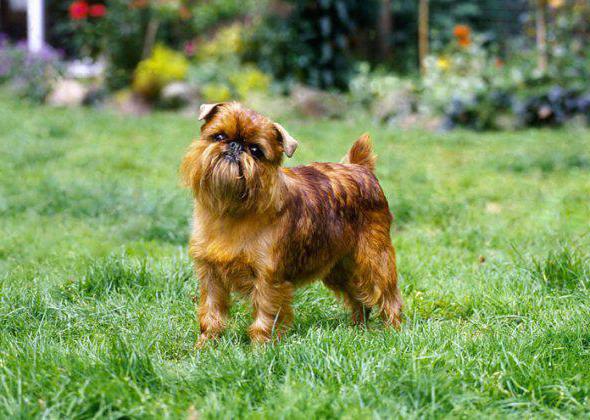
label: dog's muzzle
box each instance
[224,141,243,162]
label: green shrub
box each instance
[0,41,64,103]
[243,0,376,90]
[188,25,271,102]
[132,45,189,99]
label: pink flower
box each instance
[184,41,196,56]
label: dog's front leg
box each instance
[195,263,230,347]
[249,278,294,343]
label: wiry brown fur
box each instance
[181,102,402,345]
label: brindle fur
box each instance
[181,102,402,345]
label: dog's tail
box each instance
[341,133,376,172]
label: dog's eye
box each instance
[248,144,264,159]
[213,133,226,142]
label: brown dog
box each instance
[181,102,402,345]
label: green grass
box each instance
[1,93,590,418]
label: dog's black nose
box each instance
[228,141,243,155]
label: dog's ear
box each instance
[198,103,224,121]
[274,123,298,158]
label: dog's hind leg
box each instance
[349,233,402,329]
[323,260,372,326]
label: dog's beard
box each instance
[196,144,267,215]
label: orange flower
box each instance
[453,24,471,40]
[458,37,471,47]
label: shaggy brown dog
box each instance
[181,102,402,345]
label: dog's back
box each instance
[279,135,393,284]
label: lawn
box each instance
[1,93,589,418]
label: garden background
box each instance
[1,0,589,418]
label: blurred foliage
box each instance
[241,0,530,87]
[229,66,271,99]
[18,0,590,128]
[348,63,414,108]
[101,1,152,90]
[48,0,262,90]
[421,35,510,116]
[420,0,590,130]
[132,45,189,98]
[187,22,271,103]
[188,57,271,103]
[348,62,417,123]
[0,41,64,103]
[381,0,529,72]
[195,23,243,62]
[201,82,232,102]
[244,0,377,90]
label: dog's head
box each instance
[181,102,298,215]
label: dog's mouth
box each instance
[221,152,244,177]
[222,152,241,165]
[202,153,248,199]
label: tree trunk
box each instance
[535,0,548,73]
[378,0,393,61]
[418,0,429,75]
[142,18,160,59]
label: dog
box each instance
[181,102,402,345]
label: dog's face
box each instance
[181,102,298,215]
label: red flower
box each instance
[89,4,107,17]
[69,1,89,20]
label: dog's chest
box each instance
[190,214,276,276]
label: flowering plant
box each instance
[0,39,64,102]
[65,1,108,58]
[421,29,510,115]
[452,25,471,48]
[132,45,189,98]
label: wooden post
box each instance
[418,0,429,75]
[535,0,548,72]
[27,0,45,53]
[378,0,393,60]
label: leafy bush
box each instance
[62,1,109,58]
[0,40,64,103]
[348,62,417,122]
[132,45,189,99]
[229,65,271,99]
[201,82,232,102]
[187,24,271,102]
[195,23,243,62]
[47,0,263,91]
[421,30,509,114]
[349,63,414,107]
[244,0,376,90]
[515,87,589,127]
